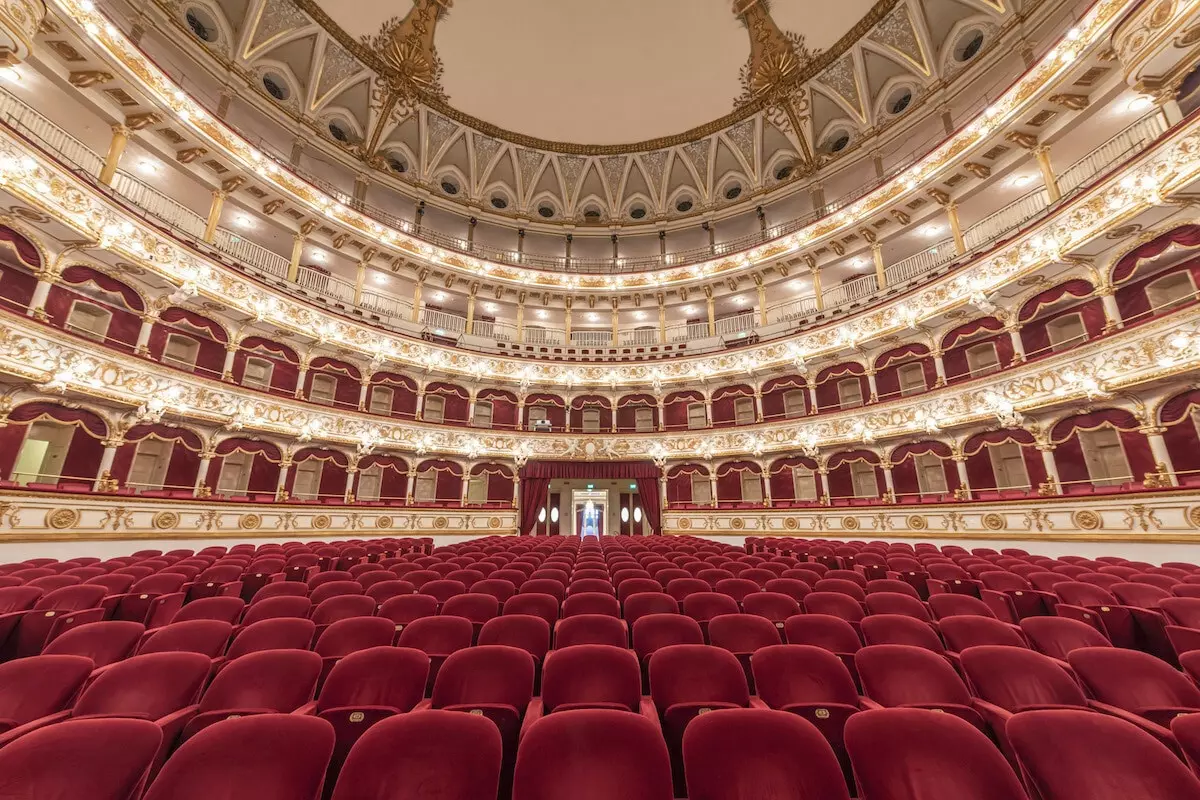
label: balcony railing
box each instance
[0,85,1171,356]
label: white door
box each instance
[1080,427,1131,487]
[162,334,200,370]
[12,422,74,485]
[66,302,112,342]
[691,474,712,504]
[241,357,274,390]
[309,375,336,406]
[423,395,445,423]
[217,452,253,494]
[783,390,806,418]
[369,386,394,415]
[966,342,1001,376]
[734,397,756,424]
[740,472,763,502]
[988,442,1030,490]
[687,403,707,429]
[292,461,322,499]
[850,462,878,497]
[914,453,948,494]
[128,438,174,490]
[357,465,383,501]
[467,474,487,504]
[414,471,437,502]
[581,408,601,433]
[635,407,654,432]
[838,379,864,409]
[1046,314,1086,352]
[473,401,493,428]
[792,467,818,500]
[898,363,927,395]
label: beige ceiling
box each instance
[311,0,885,144]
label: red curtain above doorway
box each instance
[518,460,661,536]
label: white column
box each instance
[358,381,370,411]
[932,350,947,387]
[1099,289,1124,331]
[1141,426,1178,486]
[866,370,878,403]
[708,472,718,507]
[460,473,471,507]
[135,316,154,355]
[276,460,291,498]
[295,366,309,399]
[656,398,665,431]
[345,468,357,501]
[405,471,416,505]
[415,390,426,419]
[221,345,237,381]
[881,462,895,500]
[93,441,120,491]
[1008,326,1026,363]
[27,275,52,319]
[194,453,213,496]
[954,456,971,499]
[704,397,713,427]
[818,468,831,500]
[753,391,764,422]
[517,398,526,430]
[659,468,668,511]
[467,390,478,425]
[761,471,772,507]
[807,384,819,415]
[1038,446,1062,494]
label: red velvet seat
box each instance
[181,649,322,741]
[143,715,335,800]
[137,619,233,658]
[224,618,315,661]
[478,615,552,666]
[1067,646,1200,753]
[860,615,945,654]
[1011,709,1200,800]
[1020,616,1111,660]
[0,654,94,735]
[171,596,244,625]
[752,644,865,786]
[241,595,311,624]
[682,708,851,800]
[554,614,628,648]
[330,710,502,800]
[803,592,865,626]
[318,647,430,790]
[0,717,163,800]
[503,593,561,626]
[855,644,985,732]
[514,710,673,800]
[845,708,1028,800]
[42,619,143,666]
[928,593,995,619]
[396,616,474,690]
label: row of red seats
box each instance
[5,640,1200,799]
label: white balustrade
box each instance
[570,330,613,347]
[885,239,957,286]
[963,188,1050,252]
[1058,112,1168,195]
[824,275,878,308]
[421,308,467,333]
[716,312,757,335]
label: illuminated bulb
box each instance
[1128,96,1153,113]
[1009,174,1034,187]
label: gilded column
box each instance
[99,124,130,186]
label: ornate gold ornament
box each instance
[907,515,928,530]
[982,513,1006,531]
[488,516,500,528]
[678,518,692,530]
[1188,506,1200,528]
[731,518,746,530]
[376,515,393,529]
[45,508,79,529]
[239,513,262,530]
[152,511,180,530]
[433,517,448,529]
[784,517,799,530]
[1072,510,1103,530]
[311,514,331,530]
[842,516,860,530]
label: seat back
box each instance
[42,620,143,666]
[542,645,642,713]
[329,711,502,800]
[928,594,995,619]
[940,616,1025,651]
[241,596,312,625]
[845,708,1029,800]
[75,652,211,720]
[683,708,851,800]
[554,614,628,648]
[0,717,162,800]
[855,645,972,707]
[431,645,535,712]
[172,596,245,624]
[632,614,704,661]
[143,715,335,800]
[513,710,674,800]
[198,649,322,714]
[783,615,862,654]
[502,593,560,626]
[1011,709,1200,800]
[864,592,932,622]
[707,614,781,654]
[0,654,94,725]
[1068,647,1200,712]
[311,595,376,626]
[476,615,552,662]
[226,618,315,659]
[860,615,945,652]
[648,645,750,711]
[317,647,429,714]
[751,645,860,709]
[803,592,865,623]
[139,619,234,657]
[960,646,1087,711]
[1020,616,1111,660]
[314,617,396,659]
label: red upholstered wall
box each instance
[306,357,362,409]
[815,363,868,411]
[523,393,567,430]
[760,375,811,421]
[962,430,1047,493]
[231,337,300,396]
[45,283,141,353]
[874,345,937,401]
[1115,257,1200,325]
[368,373,419,419]
[711,385,754,427]
[569,395,613,431]
[615,394,658,432]
[149,309,227,379]
[663,391,705,430]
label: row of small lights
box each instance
[57,0,1108,295]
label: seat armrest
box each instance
[291,701,318,716]
[519,698,545,741]
[859,697,885,711]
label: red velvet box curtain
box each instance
[518,460,662,536]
